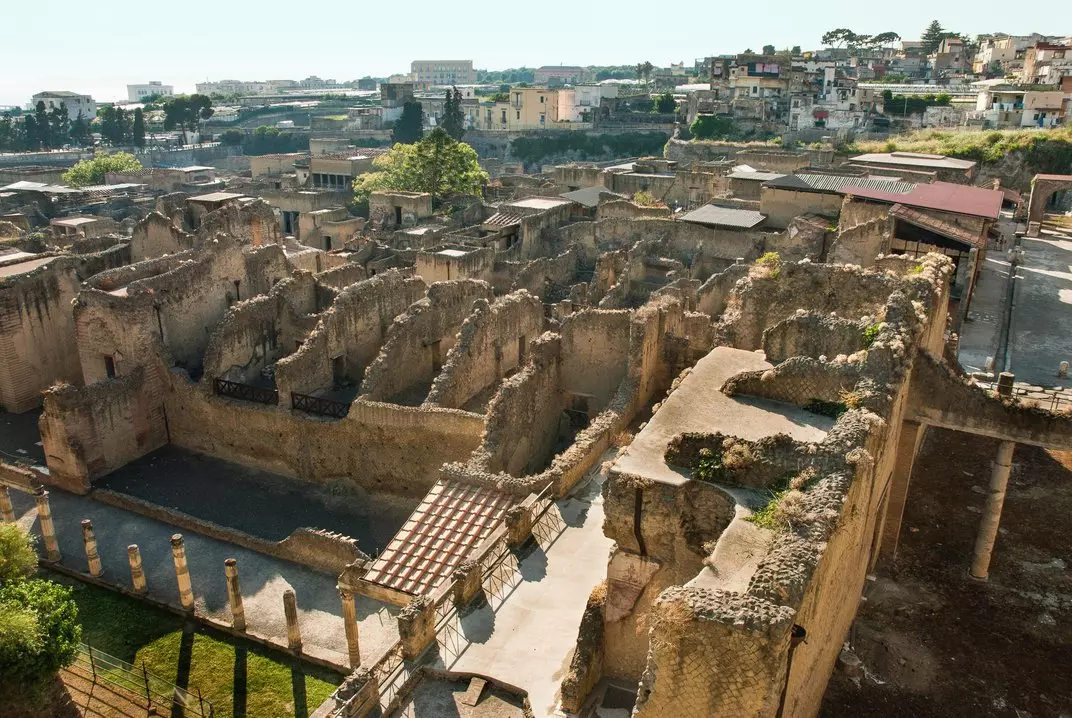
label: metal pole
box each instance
[89,644,96,682]
[143,660,152,710]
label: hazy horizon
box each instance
[1,0,1069,106]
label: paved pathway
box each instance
[1007,228,1072,388]
[957,252,1013,375]
[434,470,614,717]
[9,489,399,667]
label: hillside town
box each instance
[2,15,1072,718]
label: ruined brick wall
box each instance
[314,262,368,290]
[760,187,844,229]
[481,334,566,477]
[131,212,197,262]
[519,203,576,259]
[553,165,608,189]
[696,263,749,319]
[424,291,545,411]
[829,216,890,267]
[275,271,427,398]
[201,273,319,385]
[1,260,89,412]
[166,377,484,497]
[197,200,283,248]
[360,280,493,404]
[762,312,868,364]
[511,244,582,300]
[596,200,672,220]
[39,364,168,492]
[558,309,631,411]
[414,246,495,284]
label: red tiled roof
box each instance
[362,479,515,597]
[845,181,1003,220]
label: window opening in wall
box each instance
[104,355,116,379]
[517,335,527,365]
[395,205,403,226]
[332,355,345,386]
[324,236,332,251]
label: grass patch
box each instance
[845,126,1072,171]
[755,251,782,279]
[50,572,341,718]
[862,322,884,347]
[746,487,790,530]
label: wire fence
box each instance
[71,642,214,717]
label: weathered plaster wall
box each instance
[558,309,632,410]
[131,211,196,262]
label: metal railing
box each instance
[70,642,214,717]
[292,392,351,418]
[978,381,1072,413]
[213,378,278,405]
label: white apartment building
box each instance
[127,81,174,102]
[30,91,96,121]
[410,61,475,86]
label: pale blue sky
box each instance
[2,0,1068,105]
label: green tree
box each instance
[163,94,214,144]
[655,92,677,114]
[0,112,28,152]
[98,107,128,146]
[921,20,946,54]
[23,114,40,150]
[391,101,424,144]
[62,152,143,187]
[870,31,901,49]
[762,44,775,55]
[48,104,71,148]
[690,115,740,140]
[69,111,91,147]
[821,28,856,49]
[635,61,654,84]
[0,525,37,583]
[220,129,244,146]
[442,86,466,140]
[34,102,51,149]
[354,128,487,203]
[132,108,145,147]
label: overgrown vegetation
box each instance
[755,251,782,279]
[848,127,1072,173]
[353,128,488,204]
[745,467,820,531]
[880,90,952,117]
[632,190,664,207]
[224,125,310,155]
[863,322,885,347]
[510,131,669,168]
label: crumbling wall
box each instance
[360,280,493,404]
[762,312,868,364]
[415,246,495,284]
[696,263,749,319]
[597,200,672,220]
[197,199,283,247]
[166,377,484,497]
[314,261,368,290]
[38,365,168,492]
[829,216,890,267]
[275,271,427,398]
[511,245,582,300]
[424,291,544,411]
[131,211,196,261]
[201,273,319,385]
[481,333,566,477]
[559,309,631,411]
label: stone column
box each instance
[34,489,61,562]
[81,520,103,577]
[283,589,302,653]
[127,545,147,594]
[340,587,361,668]
[0,486,15,523]
[225,559,245,632]
[170,534,195,611]
[970,441,1016,580]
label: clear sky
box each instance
[2,0,1069,106]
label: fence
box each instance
[70,642,214,717]
[977,381,1072,413]
[213,378,279,405]
[292,392,351,418]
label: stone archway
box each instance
[1026,173,1072,236]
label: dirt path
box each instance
[821,428,1072,717]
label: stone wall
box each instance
[131,212,196,262]
[425,291,545,411]
[314,262,368,290]
[559,309,632,410]
[165,378,485,497]
[510,245,583,300]
[760,187,844,229]
[0,247,129,413]
[762,312,868,364]
[274,271,426,398]
[597,200,673,220]
[360,280,494,404]
[414,246,495,284]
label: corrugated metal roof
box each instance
[763,173,917,194]
[680,205,766,228]
[362,479,515,597]
[846,181,1003,220]
[482,211,523,228]
[727,170,785,181]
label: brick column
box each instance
[81,520,103,577]
[34,489,61,562]
[339,587,361,668]
[283,589,302,653]
[970,440,1016,580]
[398,595,436,660]
[170,534,195,611]
[452,558,484,607]
[505,503,534,548]
[335,668,379,718]
[225,558,246,631]
[127,545,147,594]
[0,486,15,523]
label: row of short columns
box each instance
[4,494,366,669]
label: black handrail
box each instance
[213,378,278,405]
[292,392,351,418]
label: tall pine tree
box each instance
[392,101,424,144]
[920,20,946,54]
[132,108,146,147]
[442,86,465,140]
